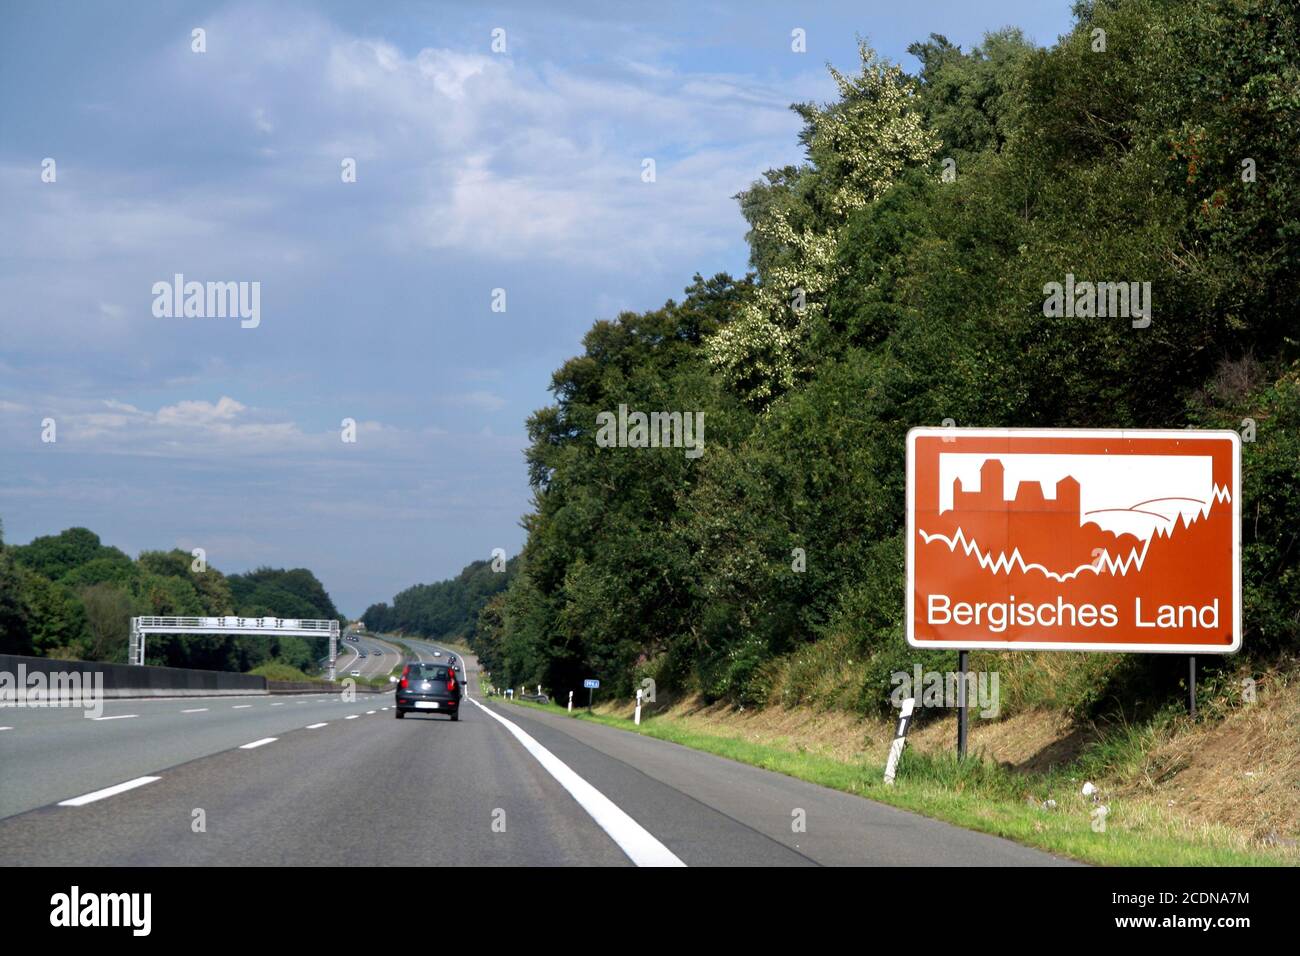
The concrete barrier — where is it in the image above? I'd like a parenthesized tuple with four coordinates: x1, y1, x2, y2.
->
(0, 654, 266, 699)
(268, 680, 392, 695)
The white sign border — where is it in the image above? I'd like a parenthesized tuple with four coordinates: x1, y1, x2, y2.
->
(905, 427, 1242, 655)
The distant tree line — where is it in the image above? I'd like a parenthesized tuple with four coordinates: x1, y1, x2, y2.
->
(0, 523, 345, 672)
(362, 558, 516, 649)
(477, 0, 1300, 709)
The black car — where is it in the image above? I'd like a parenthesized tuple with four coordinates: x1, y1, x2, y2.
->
(395, 663, 460, 720)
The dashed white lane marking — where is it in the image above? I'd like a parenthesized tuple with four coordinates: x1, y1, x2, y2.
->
(270, 702, 285, 706)
(240, 737, 278, 750)
(89, 714, 137, 721)
(306, 722, 328, 729)
(0, 726, 13, 731)
(366, 710, 376, 715)
(59, 776, 160, 806)
(232, 705, 253, 710)
(345, 715, 359, 720)
(468, 698, 685, 867)
(182, 708, 208, 713)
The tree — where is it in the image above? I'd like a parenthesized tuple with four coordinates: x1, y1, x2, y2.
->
(79, 584, 134, 662)
(0, 520, 33, 655)
(707, 42, 940, 407)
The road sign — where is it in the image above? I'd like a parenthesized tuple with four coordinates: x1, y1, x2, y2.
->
(583, 679, 600, 689)
(906, 428, 1241, 654)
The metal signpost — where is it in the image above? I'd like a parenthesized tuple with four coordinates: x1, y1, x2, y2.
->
(906, 428, 1242, 758)
(583, 678, 599, 712)
(130, 616, 342, 678)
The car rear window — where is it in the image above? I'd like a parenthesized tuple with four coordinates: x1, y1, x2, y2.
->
(407, 665, 450, 681)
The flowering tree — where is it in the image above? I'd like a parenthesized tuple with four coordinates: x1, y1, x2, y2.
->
(708, 43, 940, 407)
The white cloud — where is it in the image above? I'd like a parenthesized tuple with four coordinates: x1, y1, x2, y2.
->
(155, 396, 246, 426)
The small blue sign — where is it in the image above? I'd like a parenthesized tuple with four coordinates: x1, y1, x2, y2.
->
(583, 679, 600, 689)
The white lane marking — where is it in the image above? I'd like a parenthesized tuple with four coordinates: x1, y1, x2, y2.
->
(0, 726, 13, 731)
(240, 737, 278, 749)
(182, 708, 209, 713)
(59, 776, 161, 806)
(89, 714, 137, 721)
(306, 722, 328, 729)
(468, 698, 684, 867)
(366, 710, 376, 715)
(345, 715, 359, 720)
(232, 704, 252, 709)
(270, 702, 285, 706)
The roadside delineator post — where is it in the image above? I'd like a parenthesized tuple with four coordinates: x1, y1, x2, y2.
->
(884, 697, 916, 785)
(957, 649, 969, 759)
(568, 690, 573, 713)
(634, 687, 643, 725)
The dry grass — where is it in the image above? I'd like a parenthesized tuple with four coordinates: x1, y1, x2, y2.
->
(609, 662, 1300, 856)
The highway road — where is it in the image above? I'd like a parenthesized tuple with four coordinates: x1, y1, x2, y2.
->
(0, 642, 1077, 866)
(326, 632, 402, 679)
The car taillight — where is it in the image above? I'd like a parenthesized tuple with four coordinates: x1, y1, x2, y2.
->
(447, 677, 457, 692)
(401, 664, 410, 678)
(399, 678, 408, 689)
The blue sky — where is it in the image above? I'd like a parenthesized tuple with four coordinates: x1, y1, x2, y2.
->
(0, 1, 1079, 616)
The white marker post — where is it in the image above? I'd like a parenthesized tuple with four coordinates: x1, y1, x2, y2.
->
(568, 690, 573, 713)
(634, 687, 643, 725)
(884, 697, 916, 785)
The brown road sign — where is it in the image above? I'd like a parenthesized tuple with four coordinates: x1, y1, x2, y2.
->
(906, 428, 1241, 654)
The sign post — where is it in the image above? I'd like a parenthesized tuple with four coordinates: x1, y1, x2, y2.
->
(583, 678, 599, 712)
(907, 428, 1241, 754)
(957, 649, 969, 760)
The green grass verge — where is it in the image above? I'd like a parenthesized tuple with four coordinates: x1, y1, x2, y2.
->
(499, 697, 1290, 867)
(247, 661, 312, 681)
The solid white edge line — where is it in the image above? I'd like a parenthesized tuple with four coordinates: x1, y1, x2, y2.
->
(468, 697, 685, 867)
(306, 722, 328, 729)
(59, 776, 161, 806)
(240, 737, 277, 749)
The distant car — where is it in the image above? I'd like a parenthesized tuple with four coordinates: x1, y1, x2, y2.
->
(350, 669, 361, 677)
(394, 663, 460, 721)
(432, 650, 442, 657)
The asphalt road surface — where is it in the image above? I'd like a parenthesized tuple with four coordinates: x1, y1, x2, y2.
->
(0, 642, 1077, 866)
(328, 633, 401, 679)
